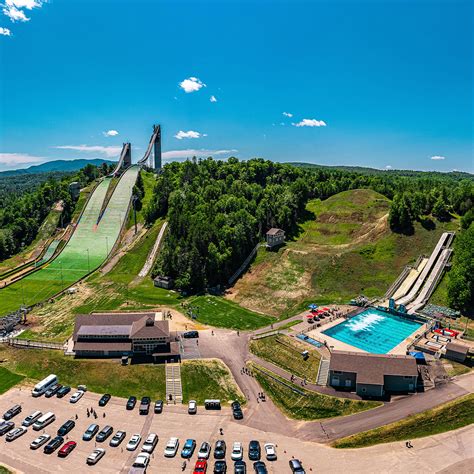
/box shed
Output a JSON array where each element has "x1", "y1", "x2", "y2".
[
  {"x1": 154, "y1": 275, "x2": 174, "y2": 290},
  {"x1": 445, "y1": 342, "x2": 470, "y2": 363},
  {"x1": 266, "y1": 228, "x2": 285, "y2": 248}
]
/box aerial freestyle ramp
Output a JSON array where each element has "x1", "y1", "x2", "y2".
[
  {"x1": 109, "y1": 142, "x2": 132, "y2": 177},
  {"x1": 138, "y1": 124, "x2": 162, "y2": 171}
]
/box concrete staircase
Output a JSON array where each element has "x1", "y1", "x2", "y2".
[
  {"x1": 316, "y1": 358, "x2": 330, "y2": 386},
  {"x1": 165, "y1": 362, "x2": 183, "y2": 404}
]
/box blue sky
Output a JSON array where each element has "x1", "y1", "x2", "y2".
[{"x1": 0, "y1": 0, "x2": 472, "y2": 172}]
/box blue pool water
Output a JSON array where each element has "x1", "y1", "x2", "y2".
[
  {"x1": 322, "y1": 308, "x2": 423, "y2": 354},
  {"x1": 296, "y1": 334, "x2": 323, "y2": 348}
]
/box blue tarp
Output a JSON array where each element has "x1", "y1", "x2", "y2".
[
  {"x1": 308, "y1": 304, "x2": 318, "y2": 310},
  {"x1": 409, "y1": 351, "x2": 425, "y2": 360}
]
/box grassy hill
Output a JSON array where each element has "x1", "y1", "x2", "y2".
[{"x1": 227, "y1": 189, "x2": 458, "y2": 316}]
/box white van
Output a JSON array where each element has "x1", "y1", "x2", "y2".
[
  {"x1": 32, "y1": 412, "x2": 55, "y2": 431},
  {"x1": 32, "y1": 374, "x2": 57, "y2": 397}
]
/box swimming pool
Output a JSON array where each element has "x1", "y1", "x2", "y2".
[{"x1": 322, "y1": 308, "x2": 423, "y2": 354}]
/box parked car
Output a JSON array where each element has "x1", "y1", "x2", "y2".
[
  {"x1": 231, "y1": 442, "x2": 243, "y2": 461},
  {"x1": 44, "y1": 435, "x2": 64, "y2": 454},
  {"x1": 214, "y1": 440, "x2": 226, "y2": 459},
  {"x1": 57, "y1": 420, "x2": 75, "y2": 436},
  {"x1": 263, "y1": 443, "x2": 277, "y2": 461},
  {"x1": 132, "y1": 452, "x2": 150, "y2": 469},
  {"x1": 248, "y1": 441, "x2": 261, "y2": 461},
  {"x1": 289, "y1": 459, "x2": 306, "y2": 473},
  {"x1": 181, "y1": 438, "x2": 197, "y2": 458},
  {"x1": 98, "y1": 394, "x2": 111, "y2": 407},
  {"x1": 164, "y1": 437, "x2": 179, "y2": 457},
  {"x1": 126, "y1": 433, "x2": 141, "y2": 451},
  {"x1": 213, "y1": 460, "x2": 227, "y2": 473},
  {"x1": 198, "y1": 441, "x2": 211, "y2": 459},
  {"x1": 253, "y1": 461, "x2": 267, "y2": 474},
  {"x1": 3, "y1": 404, "x2": 21, "y2": 420},
  {"x1": 56, "y1": 386, "x2": 71, "y2": 398},
  {"x1": 30, "y1": 434, "x2": 50, "y2": 450},
  {"x1": 126, "y1": 396, "x2": 137, "y2": 410},
  {"x1": 154, "y1": 400, "x2": 163, "y2": 414},
  {"x1": 77, "y1": 384, "x2": 87, "y2": 392},
  {"x1": 6, "y1": 426, "x2": 27, "y2": 442},
  {"x1": 188, "y1": 400, "x2": 197, "y2": 414},
  {"x1": 45, "y1": 384, "x2": 62, "y2": 398},
  {"x1": 86, "y1": 448, "x2": 106, "y2": 465},
  {"x1": 22, "y1": 410, "x2": 42, "y2": 427},
  {"x1": 109, "y1": 430, "x2": 126, "y2": 447},
  {"x1": 139, "y1": 396, "x2": 151, "y2": 415},
  {"x1": 0, "y1": 421, "x2": 14, "y2": 435},
  {"x1": 83, "y1": 423, "x2": 99, "y2": 441},
  {"x1": 231, "y1": 401, "x2": 243, "y2": 420},
  {"x1": 142, "y1": 433, "x2": 158, "y2": 454},
  {"x1": 69, "y1": 390, "x2": 84, "y2": 403},
  {"x1": 234, "y1": 460, "x2": 247, "y2": 473},
  {"x1": 194, "y1": 459, "x2": 208, "y2": 473},
  {"x1": 183, "y1": 330, "x2": 199, "y2": 338},
  {"x1": 96, "y1": 425, "x2": 113, "y2": 442},
  {"x1": 58, "y1": 440, "x2": 76, "y2": 457}
]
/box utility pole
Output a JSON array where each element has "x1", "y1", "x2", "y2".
[
  {"x1": 105, "y1": 236, "x2": 109, "y2": 256},
  {"x1": 132, "y1": 195, "x2": 138, "y2": 235},
  {"x1": 59, "y1": 261, "x2": 64, "y2": 287},
  {"x1": 87, "y1": 248, "x2": 90, "y2": 273}
]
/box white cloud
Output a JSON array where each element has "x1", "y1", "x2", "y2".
[
  {"x1": 3, "y1": 5, "x2": 29, "y2": 21},
  {"x1": 0, "y1": 152, "x2": 44, "y2": 167},
  {"x1": 293, "y1": 118, "x2": 327, "y2": 127},
  {"x1": 430, "y1": 155, "x2": 445, "y2": 160},
  {"x1": 210, "y1": 95, "x2": 217, "y2": 103},
  {"x1": 174, "y1": 130, "x2": 207, "y2": 140},
  {"x1": 3, "y1": 0, "x2": 46, "y2": 24},
  {"x1": 54, "y1": 145, "x2": 122, "y2": 158},
  {"x1": 179, "y1": 76, "x2": 206, "y2": 93},
  {"x1": 282, "y1": 112, "x2": 293, "y2": 118},
  {"x1": 0, "y1": 26, "x2": 12, "y2": 35},
  {"x1": 385, "y1": 165, "x2": 392, "y2": 170},
  {"x1": 103, "y1": 129, "x2": 119, "y2": 137},
  {"x1": 162, "y1": 149, "x2": 237, "y2": 160},
  {"x1": 7, "y1": 0, "x2": 44, "y2": 8}
]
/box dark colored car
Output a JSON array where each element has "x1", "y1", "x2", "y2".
[
  {"x1": 231, "y1": 401, "x2": 243, "y2": 420},
  {"x1": 214, "y1": 440, "x2": 226, "y2": 459},
  {"x1": 289, "y1": 459, "x2": 306, "y2": 473},
  {"x1": 183, "y1": 330, "x2": 199, "y2": 338},
  {"x1": 126, "y1": 396, "x2": 137, "y2": 410},
  {"x1": 248, "y1": 441, "x2": 260, "y2": 461},
  {"x1": 96, "y1": 425, "x2": 113, "y2": 442},
  {"x1": 109, "y1": 430, "x2": 126, "y2": 447},
  {"x1": 44, "y1": 436, "x2": 64, "y2": 454},
  {"x1": 0, "y1": 421, "x2": 15, "y2": 435},
  {"x1": 98, "y1": 394, "x2": 111, "y2": 407},
  {"x1": 45, "y1": 384, "x2": 62, "y2": 398},
  {"x1": 213, "y1": 460, "x2": 227, "y2": 473},
  {"x1": 3, "y1": 404, "x2": 21, "y2": 420},
  {"x1": 56, "y1": 386, "x2": 71, "y2": 398},
  {"x1": 234, "y1": 461, "x2": 247, "y2": 473},
  {"x1": 139, "y1": 396, "x2": 151, "y2": 415},
  {"x1": 154, "y1": 400, "x2": 163, "y2": 414},
  {"x1": 58, "y1": 440, "x2": 76, "y2": 457},
  {"x1": 181, "y1": 438, "x2": 197, "y2": 458},
  {"x1": 57, "y1": 420, "x2": 75, "y2": 436},
  {"x1": 253, "y1": 462, "x2": 267, "y2": 474},
  {"x1": 82, "y1": 423, "x2": 99, "y2": 441}
]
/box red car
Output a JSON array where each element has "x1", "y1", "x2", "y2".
[
  {"x1": 58, "y1": 440, "x2": 76, "y2": 457},
  {"x1": 193, "y1": 459, "x2": 207, "y2": 473}
]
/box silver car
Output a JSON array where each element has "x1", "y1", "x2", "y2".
[
  {"x1": 87, "y1": 448, "x2": 105, "y2": 465},
  {"x1": 6, "y1": 426, "x2": 27, "y2": 442},
  {"x1": 30, "y1": 434, "x2": 51, "y2": 450}
]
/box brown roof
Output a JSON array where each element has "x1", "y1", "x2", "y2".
[
  {"x1": 74, "y1": 342, "x2": 132, "y2": 352},
  {"x1": 329, "y1": 351, "x2": 418, "y2": 385},
  {"x1": 266, "y1": 228, "x2": 284, "y2": 235},
  {"x1": 446, "y1": 342, "x2": 470, "y2": 355},
  {"x1": 130, "y1": 318, "x2": 170, "y2": 339}
]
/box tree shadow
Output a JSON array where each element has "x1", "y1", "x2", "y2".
[{"x1": 420, "y1": 217, "x2": 436, "y2": 231}]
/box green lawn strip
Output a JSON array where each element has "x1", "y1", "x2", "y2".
[
  {"x1": 185, "y1": 295, "x2": 274, "y2": 330},
  {"x1": 0, "y1": 465, "x2": 13, "y2": 474},
  {"x1": 250, "y1": 362, "x2": 381, "y2": 420},
  {"x1": 333, "y1": 394, "x2": 474, "y2": 448},
  {"x1": 0, "y1": 346, "x2": 165, "y2": 400},
  {"x1": 249, "y1": 334, "x2": 320, "y2": 382},
  {"x1": 181, "y1": 359, "x2": 245, "y2": 405},
  {"x1": 442, "y1": 359, "x2": 472, "y2": 377},
  {"x1": 0, "y1": 366, "x2": 25, "y2": 394}
]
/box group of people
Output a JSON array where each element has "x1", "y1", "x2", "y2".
[{"x1": 86, "y1": 407, "x2": 105, "y2": 419}]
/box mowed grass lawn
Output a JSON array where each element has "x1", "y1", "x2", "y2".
[
  {"x1": 249, "y1": 334, "x2": 320, "y2": 382},
  {"x1": 185, "y1": 295, "x2": 274, "y2": 330},
  {"x1": 181, "y1": 359, "x2": 245, "y2": 405},
  {"x1": 251, "y1": 363, "x2": 381, "y2": 420},
  {"x1": 0, "y1": 366, "x2": 25, "y2": 394},
  {"x1": 334, "y1": 394, "x2": 474, "y2": 448}
]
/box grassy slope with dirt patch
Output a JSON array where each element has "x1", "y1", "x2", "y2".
[
  {"x1": 249, "y1": 334, "x2": 320, "y2": 382},
  {"x1": 181, "y1": 359, "x2": 245, "y2": 405},
  {"x1": 0, "y1": 366, "x2": 25, "y2": 394},
  {"x1": 251, "y1": 362, "x2": 381, "y2": 420},
  {"x1": 230, "y1": 189, "x2": 459, "y2": 316},
  {"x1": 333, "y1": 394, "x2": 474, "y2": 448},
  {"x1": 127, "y1": 170, "x2": 156, "y2": 228}
]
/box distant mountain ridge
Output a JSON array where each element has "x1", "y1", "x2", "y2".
[{"x1": 0, "y1": 159, "x2": 116, "y2": 176}]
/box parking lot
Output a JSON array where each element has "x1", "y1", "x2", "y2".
[{"x1": 1, "y1": 387, "x2": 472, "y2": 474}]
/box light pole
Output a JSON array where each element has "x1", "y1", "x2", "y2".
[
  {"x1": 59, "y1": 261, "x2": 64, "y2": 287},
  {"x1": 87, "y1": 248, "x2": 90, "y2": 273},
  {"x1": 105, "y1": 236, "x2": 109, "y2": 256}
]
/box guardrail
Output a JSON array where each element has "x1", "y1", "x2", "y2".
[
  {"x1": 252, "y1": 364, "x2": 307, "y2": 396},
  {"x1": 6, "y1": 338, "x2": 65, "y2": 350}
]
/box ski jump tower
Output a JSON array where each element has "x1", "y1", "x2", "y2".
[{"x1": 153, "y1": 124, "x2": 161, "y2": 171}]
